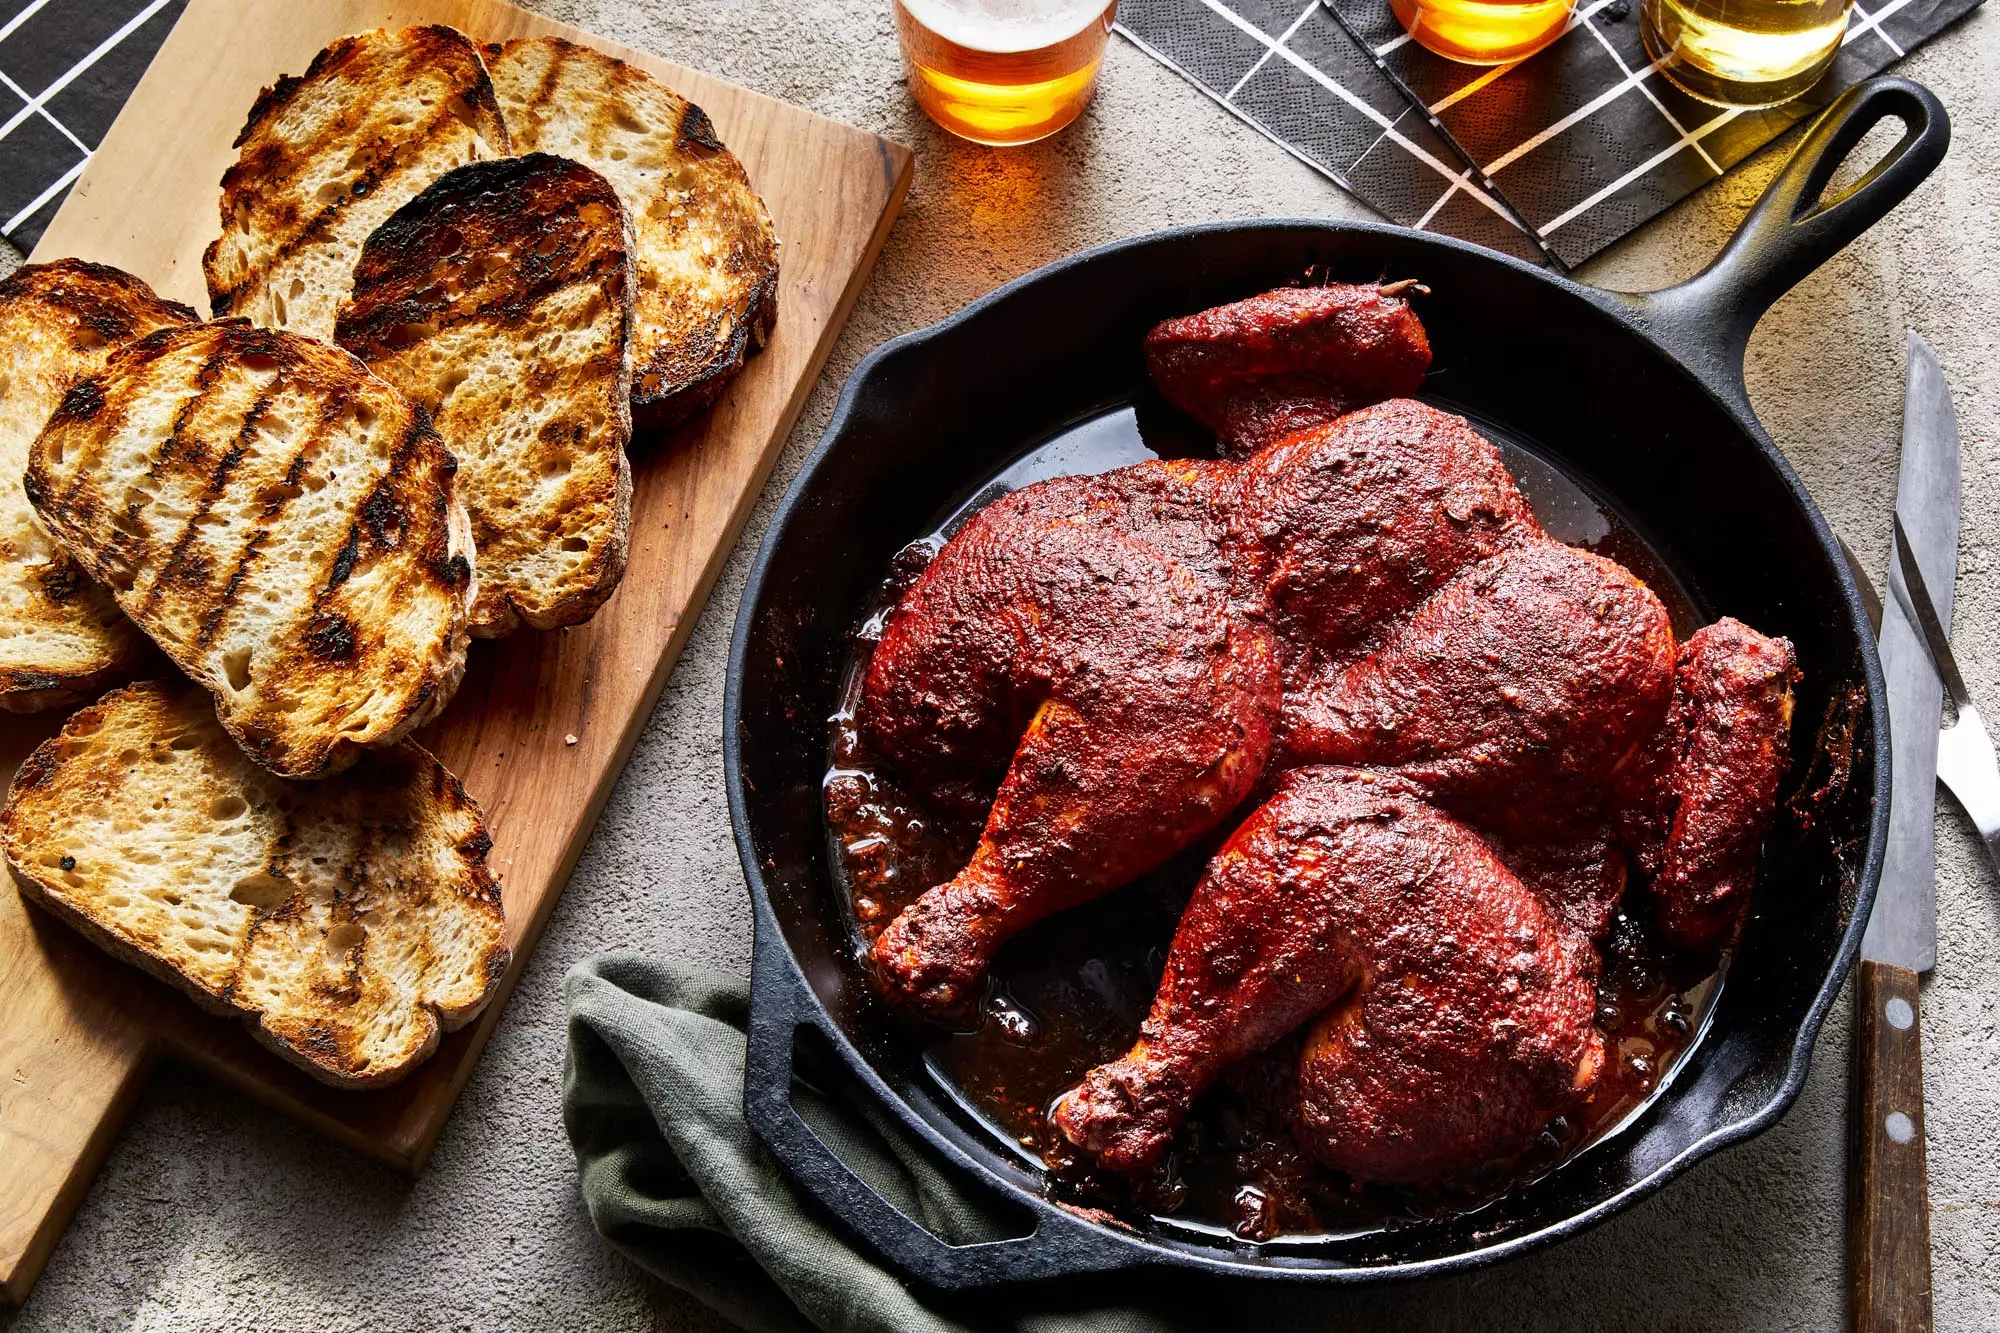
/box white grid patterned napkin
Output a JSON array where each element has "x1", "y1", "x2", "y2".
[
  {"x1": 0, "y1": 0, "x2": 187, "y2": 257},
  {"x1": 1118, "y1": 0, "x2": 1980, "y2": 267}
]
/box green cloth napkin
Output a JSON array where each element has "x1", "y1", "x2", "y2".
[{"x1": 562, "y1": 951, "x2": 1179, "y2": 1333}]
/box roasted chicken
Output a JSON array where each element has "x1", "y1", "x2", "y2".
[{"x1": 855, "y1": 282, "x2": 1797, "y2": 1188}]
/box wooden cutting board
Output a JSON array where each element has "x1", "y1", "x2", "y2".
[{"x1": 0, "y1": 0, "x2": 911, "y2": 1304}]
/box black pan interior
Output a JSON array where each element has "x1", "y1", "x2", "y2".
[{"x1": 732, "y1": 224, "x2": 1876, "y2": 1271}]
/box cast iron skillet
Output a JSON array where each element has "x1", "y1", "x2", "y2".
[{"x1": 726, "y1": 77, "x2": 1945, "y2": 1287}]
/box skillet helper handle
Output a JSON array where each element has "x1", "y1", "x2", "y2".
[
  {"x1": 743, "y1": 943, "x2": 1142, "y2": 1288},
  {"x1": 1849, "y1": 960, "x2": 1933, "y2": 1332},
  {"x1": 1625, "y1": 77, "x2": 1949, "y2": 408}
]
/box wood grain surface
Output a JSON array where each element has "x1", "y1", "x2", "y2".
[
  {"x1": 0, "y1": 0, "x2": 910, "y2": 1304},
  {"x1": 1849, "y1": 960, "x2": 1934, "y2": 1332}
]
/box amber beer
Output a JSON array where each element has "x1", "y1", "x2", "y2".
[
  {"x1": 1391, "y1": 0, "x2": 1576, "y2": 63},
  {"x1": 894, "y1": 0, "x2": 1118, "y2": 145}
]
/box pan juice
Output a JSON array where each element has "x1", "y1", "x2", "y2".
[{"x1": 825, "y1": 402, "x2": 1722, "y2": 1242}]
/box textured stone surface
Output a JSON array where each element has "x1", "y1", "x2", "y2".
[{"x1": 6, "y1": 0, "x2": 2000, "y2": 1327}]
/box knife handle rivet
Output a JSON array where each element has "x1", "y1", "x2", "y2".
[
  {"x1": 1885, "y1": 997, "x2": 1915, "y2": 1030},
  {"x1": 1885, "y1": 1111, "x2": 1917, "y2": 1144}
]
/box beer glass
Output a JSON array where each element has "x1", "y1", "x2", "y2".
[
  {"x1": 894, "y1": 0, "x2": 1118, "y2": 145},
  {"x1": 1642, "y1": 0, "x2": 1854, "y2": 106},
  {"x1": 1391, "y1": 0, "x2": 1577, "y2": 64}
]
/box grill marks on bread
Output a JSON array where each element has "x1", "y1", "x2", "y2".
[
  {"x1": 25, "y1": 323, "x2": 473, "y2": 779},
  {"x1": 337, "y1": 154, "x2": 635, "y2": 636},
  {"x1": 202, "y1": 25, "x2": 510, "y2": 339},
  {"x1": 0, "y1": 262, "x2": 194, "y2": 711},
  {"x1": 483, "y1": 37, "x2": 778, "y2": 428},
  {"x1": 1, "y1": 683, "x2": 508, "y2": 1087}
]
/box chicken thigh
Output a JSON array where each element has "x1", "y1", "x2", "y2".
[
  {"x1": 862, "y1": 488, "x2": 1280, "y2": 1013},
  {"x1": 1049, "y1": 766, "x2": 1604, "y2": 1182}
]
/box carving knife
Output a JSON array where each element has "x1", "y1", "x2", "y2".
[{"x1": 1849, "y1": 331, "x2": 1957, "y2": 1333}]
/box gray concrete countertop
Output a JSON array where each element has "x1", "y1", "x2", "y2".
[{"x1": 5, "y1": 0, "x2": 1997, "y2": 1327}]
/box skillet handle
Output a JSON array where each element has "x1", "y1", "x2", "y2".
[
  {"x1": 744, "y1": 935, "x2": 1147, "y2": 1288},
  {"x1": 1616, "y1": 76, "x2": 1948, "y2": 410}
]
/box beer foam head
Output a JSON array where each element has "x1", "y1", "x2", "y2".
[{"x1": 899, "y1": 0, "x2": 1109, "y2": 53}]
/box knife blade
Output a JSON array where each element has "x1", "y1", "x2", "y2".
[
  {"x1": 1863, "y1": 330, "x2": 1960, "y2": 975},
  {"x1": 1893, "y1": 514, "x2": 2000, "y2": 878}
]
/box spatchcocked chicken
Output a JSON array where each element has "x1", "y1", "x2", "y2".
[{"x1": 855, "y1": 283, "x2": 1797, "y2": 1188}]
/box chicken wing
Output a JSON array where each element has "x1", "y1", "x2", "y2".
[
  {"x1": 1613, "y1": 618, "x2": 1797, "y2": 952},
  {"x1": 1144, "y1": 282, "x2": 1432, "y2": 458}
]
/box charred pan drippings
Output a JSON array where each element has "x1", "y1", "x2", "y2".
[{"x1": 1788, "y1": 681, "x2": 1865, "y2": 834}]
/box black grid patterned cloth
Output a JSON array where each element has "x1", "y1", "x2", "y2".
[
  {"x1": 0, "y1": 0, "x2": 187, "y2": 255},
  {"x1": 1118, "y1": 0, "x2": 1981, "y2": 267}
]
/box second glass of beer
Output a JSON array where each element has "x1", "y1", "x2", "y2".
[
  {"x1": 1391, "y1": 0, "x2": 1577, "y2": 63},
  {"x1": 895, "y1": 0, "x2": 1118, "y2": 145}
]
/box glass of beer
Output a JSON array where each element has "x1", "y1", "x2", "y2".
[
  {"x1": 1641, "y1": 0, "x2": 1853, "y2": 106},
  {"x1": 894, "y1": 0, "x2": 1119, "y2": 145},
  {"x1": 1391, "y1": 0, "x2": 1577, "y2": 64}
]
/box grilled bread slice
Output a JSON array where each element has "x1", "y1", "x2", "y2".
[
  {"x1": 202, "y1": 25, "x2": 510, "y2": 340},
  {"x1": 337, "y1": 154, "x2": 635, "y2": 637},
  {"x1": 24, "y1": 322, "x2": 474, "y2": 780},
  {"x1": 2, "y1": 682, "x2": 508, "y2": 1088},
  {"x1": 0, "y1": 261, "x2": 193, "y2": 711},
  {"x1": 483, "y1": 37, "x2": 779, "y2": 429}
]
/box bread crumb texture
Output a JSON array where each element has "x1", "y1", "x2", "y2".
[
  {"x1": 2, "y1": 682, "x2": 508, "y2": 1087},
  {"x1": 24, "y1": 321, "x2": 474, "y2": 779},
  {"x1": 202, "y1": 25, "x2": 510, "y2": 340},
  {"x1": 0, "y1": 261, "x2": 194, "y2": 711},
  {"x1": 484, "y1": 37, "x2": 778, "y2": 426}
]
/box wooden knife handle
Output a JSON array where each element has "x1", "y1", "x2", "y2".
[{"x1": 1850, "y1": 960, "x2": 1933, "y2": 1332}]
